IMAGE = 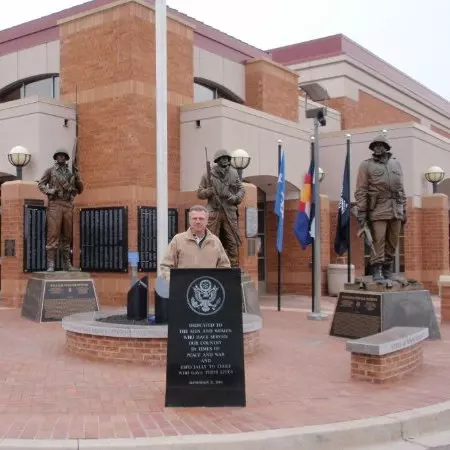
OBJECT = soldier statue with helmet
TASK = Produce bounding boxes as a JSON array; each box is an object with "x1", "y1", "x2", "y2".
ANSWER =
[
  {"x1": 38, "y1": 149, "x2": 84, "y2": 272},
  {"x1": 355, "y1": 132, "x2": 407, "y2": 284},
  {"x1": 197, "y1": 149, "x2": 245, "y2": 267}
]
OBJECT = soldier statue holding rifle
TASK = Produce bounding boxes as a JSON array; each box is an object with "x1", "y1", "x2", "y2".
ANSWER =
[
  {"x1": 197, "y1": 149, "x2": 245, "y2": 268},
  {"x1": 355, "y1": 133, "x2": 407, "y2": 284},
  {"x1": 38, "y1": 149, "x2": 84, "y2": 272}
]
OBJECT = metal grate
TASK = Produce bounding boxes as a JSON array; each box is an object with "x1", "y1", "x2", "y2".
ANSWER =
[
  {"x1": 138, "y1": 207, "x2": 178, "y2": 272},
  {"x1": 23, "y1": 205, "x2": 47, "y2": 272},
  {"x1": 23, "y1": 204, "x2": 65, "y2": 272},
  {"x1": 80, "y1": 207, "x2": 128, "y2": 272}
]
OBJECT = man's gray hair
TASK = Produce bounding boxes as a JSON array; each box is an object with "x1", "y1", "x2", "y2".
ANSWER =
[{"x1": 189, "y1": 205, "x2": 208, "y2": 214}]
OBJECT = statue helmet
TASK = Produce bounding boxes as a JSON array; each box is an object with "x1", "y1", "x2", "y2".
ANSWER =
[
  {"x1": 53, "y1": 149, "x2": 70, "y2": 161},
  {"x1": 369, "y1": 134, "x2": 391, "y2": 151},
  {"x1": 213, "y1": 149, "x2": 231, "y2": 163}
]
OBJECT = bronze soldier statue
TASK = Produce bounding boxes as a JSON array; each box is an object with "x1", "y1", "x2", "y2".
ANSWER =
[
  {"x1": 355, "y1": 134, "x2": 406, "y2": 283},
  {"x1": 197, "y1": 149, "x2": 245, "y2": 268},
  {"x1": 38, "y1": 150, "x2": 84, "y2": 272}
]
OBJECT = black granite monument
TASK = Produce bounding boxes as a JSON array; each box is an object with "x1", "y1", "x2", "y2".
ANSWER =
[{"x1": 165, "y1": 268, "x2": 246, "y2": 407}]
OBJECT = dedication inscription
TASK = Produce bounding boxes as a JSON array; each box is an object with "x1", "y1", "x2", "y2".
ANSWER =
[
  {"x1": 165, "y1": 268, "x2": 246, "y2": 407},
  {"x1": 21, "y1": 272, "x2": 99, "y2": 322},
  {"x1": 330, "y1": 291, "x2": 382, "y2": 339}
]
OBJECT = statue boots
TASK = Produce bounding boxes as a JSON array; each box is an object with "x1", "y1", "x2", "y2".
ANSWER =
[
  {"x1": 46, "y1": 249, "x2": 55, "y2": 272},
  {"x1": 62, "y1": 250, "x2": 75, "y2": 271},
  {"x1": 382, "y1": 262, "x2": 393, "y2": 280},
  {"x1": 372, "y1": 264, "x2": 384, "y2": 283}
]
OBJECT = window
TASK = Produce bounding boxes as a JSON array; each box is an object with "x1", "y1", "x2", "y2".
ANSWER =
[
  {"x1": 0, "y1": 75, "x2": 60, "y2": 104},
  {"x1": 193, "y1": 77, "x2": 244, "y2": 104}
]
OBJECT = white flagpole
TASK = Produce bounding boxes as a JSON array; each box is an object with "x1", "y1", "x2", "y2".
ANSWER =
[{"x1": 156, "y1": 0, "x2": 168, "y2": 276}]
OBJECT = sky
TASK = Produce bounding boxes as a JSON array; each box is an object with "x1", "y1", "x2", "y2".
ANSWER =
[{"x1": 1, "y1": 0, "x2": 449, "y2": 101}]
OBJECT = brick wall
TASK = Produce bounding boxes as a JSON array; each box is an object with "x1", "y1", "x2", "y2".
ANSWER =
[
  {"x1": 245, "y1": 59, "x2": 299, "y2": 122},
  {"x1": 404, "y1": 198, "x2": 423, "y2": 283},
  {"x1": 420, "y1": 195, "x2": 449, "y2": 293},
  {"x1": 0, "y1": 182, "x2": 46, "y2": 307},
  {"x1": 58, "y1": 0, "x2": 194, "y2": 305},
  {"x1": 326, "y1": 90, "x2": 420, "y2": 129},
  {"x1": 266, "y1": 195, "x2": 330, "y2": 295},
  {"x1": 350, "y1": 342, "x2": 424, "y2": 384},
  {"x1": 66, "y1": 329, "x2": 260, "y2": 365}
]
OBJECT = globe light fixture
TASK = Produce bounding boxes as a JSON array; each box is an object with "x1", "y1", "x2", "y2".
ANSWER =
[
  {"x1": 230, "y1": 148, "x2": 251, "y2": 180},
  {"x1": 424, "y1": 166, "x2": 445, "y2": 193},
  {"x1": 8, "y1": 145, "x2": 32, "y2": 180}
]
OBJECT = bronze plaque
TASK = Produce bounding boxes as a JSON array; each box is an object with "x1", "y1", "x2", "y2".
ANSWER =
[
  {"x1": 42, "y1": 280, "x2": 97, "y2": 321},
  {"x1": 330, "y1": 291, "x2": 382, "y2": 339},
  {"x1": 4, "y1": 239, "x2": 15, "y2": 257}
]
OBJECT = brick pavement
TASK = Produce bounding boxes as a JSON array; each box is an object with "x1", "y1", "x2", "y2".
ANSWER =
[{"x1": 0, "y1": 296, "x2": 448, "y2": 440}]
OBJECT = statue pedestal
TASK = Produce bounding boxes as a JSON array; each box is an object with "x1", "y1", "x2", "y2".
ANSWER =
[
  {"x1": 241, "y1": 270, "x2": 260, "y2": 316},
  {"x1": 21, "y1": 271, "x2": 99, "y2": 322},
  {"x1": 330, "y1": 276, "x2": 440, "y2": 340}
]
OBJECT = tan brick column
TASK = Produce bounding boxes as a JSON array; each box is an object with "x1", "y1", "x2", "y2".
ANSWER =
[
  {"x1": 404, "y1": 198, "x2": 423, "y2": 282},
  {"x1": 1, "y1": 182, "x2": 46, "y2": 307},
  {"x1": 58, "y1": 0, "x2": 194, "y2": 304},
  {"x1": 420, "y1": 194, "x2": 449, "y2": 293},
  {"x1": 438, "y1": 275, "x2": 450, "y2": 323},
  {"x1": 245, "y1": 59, "x2": 299, "y2": 121}
]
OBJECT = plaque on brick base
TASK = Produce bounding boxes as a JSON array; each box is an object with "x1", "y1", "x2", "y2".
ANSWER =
[
  {"x1": 330, "y1": 289, "x2": 440, "y2": 340},
  {"x1": 21, "y1": 272, "x2": 99, "y2": 322}
]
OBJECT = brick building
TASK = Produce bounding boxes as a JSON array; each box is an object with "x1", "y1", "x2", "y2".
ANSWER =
[{"x1": 0, "y1": 0, "x2": 449, "y2": 307}]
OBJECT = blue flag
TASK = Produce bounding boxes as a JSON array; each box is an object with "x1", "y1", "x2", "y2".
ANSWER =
[
  {"x1": 274, "y1": 149, "x2": 286, "y2": 253},
  {"x1": 334, "y1": 145, "x2": 350, "y2": 255}
]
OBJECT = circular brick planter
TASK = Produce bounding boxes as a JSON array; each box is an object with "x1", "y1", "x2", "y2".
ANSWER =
[{"x1": 62, "y1": 310, "x2": 262, "y2": 365}]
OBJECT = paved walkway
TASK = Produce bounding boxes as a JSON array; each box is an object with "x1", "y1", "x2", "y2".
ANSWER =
[{"x1": 0, "y1": 295, "x2": 448, "y2": 440}]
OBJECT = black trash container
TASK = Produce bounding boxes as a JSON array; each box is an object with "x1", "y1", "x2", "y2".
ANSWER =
[
  {"x1": 154, "y1": 276, "x2": 169, "y2": 324},
  {"x1": 127, "y1": 276, "x2": 148, "y2": 320}
]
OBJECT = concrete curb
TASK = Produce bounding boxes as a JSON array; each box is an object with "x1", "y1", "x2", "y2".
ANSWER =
[{"x1": 1, "y1": 401, "x2": 450, "y2": 449}]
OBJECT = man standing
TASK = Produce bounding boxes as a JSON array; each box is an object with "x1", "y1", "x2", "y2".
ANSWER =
[
  {"x1": 355, "y1": 133, "x2": 406, "y2": 282},
  {"x1": 159, "y1": 205, "x2": 230, "y2": 281},
  {"x1": 197, "y1": 149, "x2": 245, "y2": 267},
  {"x1": 38, "y1": 149, "x2": 84, "y2": 272}
]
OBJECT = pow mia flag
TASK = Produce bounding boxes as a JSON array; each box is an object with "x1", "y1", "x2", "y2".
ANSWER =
[{"x1": 334, "y1": 145, "x2": 351, "y2": 255}]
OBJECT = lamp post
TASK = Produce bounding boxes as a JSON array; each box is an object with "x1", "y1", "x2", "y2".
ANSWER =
[
  {"x1": 302, "y1": 81, "x2": 330, "y2": 321},
  {"x1": 425, "y1": 166, "x2": 445, "y2": 193},
  {"x1": 8, "y1": 145, "x2": 31, "y2": 180},
  {"x1": 231, "y1": 148, "x2": 251, "y2": 180}
]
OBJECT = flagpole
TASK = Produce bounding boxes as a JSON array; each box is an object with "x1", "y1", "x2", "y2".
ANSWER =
[
  {"x1": 310, "y1": 136, "x2": 315, "y2": 313},
  {"x1": 308, "y1": 117, "x2": 327, "y2": 321},
  {"x1": 156, "y1": 0, "x2": 168, "y2": 277},
  {"x1": 346, "y1": 134, "x2": 352, "y2": 283},
  {"x1": 277, "y1": 140, "x2": 282, "y2": 312}
]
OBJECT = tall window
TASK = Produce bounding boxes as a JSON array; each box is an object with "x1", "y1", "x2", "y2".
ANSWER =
[
  {"x1": 193, "y1": 78, "x2": 243, "y2": 104},
  {"x1": 0, "y1": 75, "x2": 60, "y2": 104}
]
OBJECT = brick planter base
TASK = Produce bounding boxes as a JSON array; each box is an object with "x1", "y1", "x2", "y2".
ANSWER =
[
  {"x1": 66, "y1": 330, "x2": 260, "y2": 365},
  {"x1": 351, "y1": 342, "x2": 424, "y2": 384}
]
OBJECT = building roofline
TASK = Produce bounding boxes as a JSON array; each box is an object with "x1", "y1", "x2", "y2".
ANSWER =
[
  {"x1": 0, "y1": 0, "x2": 269, "y2": 62},
  {"x1": 269, "y1": 34, "x2": 449, "y2": 116}
]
